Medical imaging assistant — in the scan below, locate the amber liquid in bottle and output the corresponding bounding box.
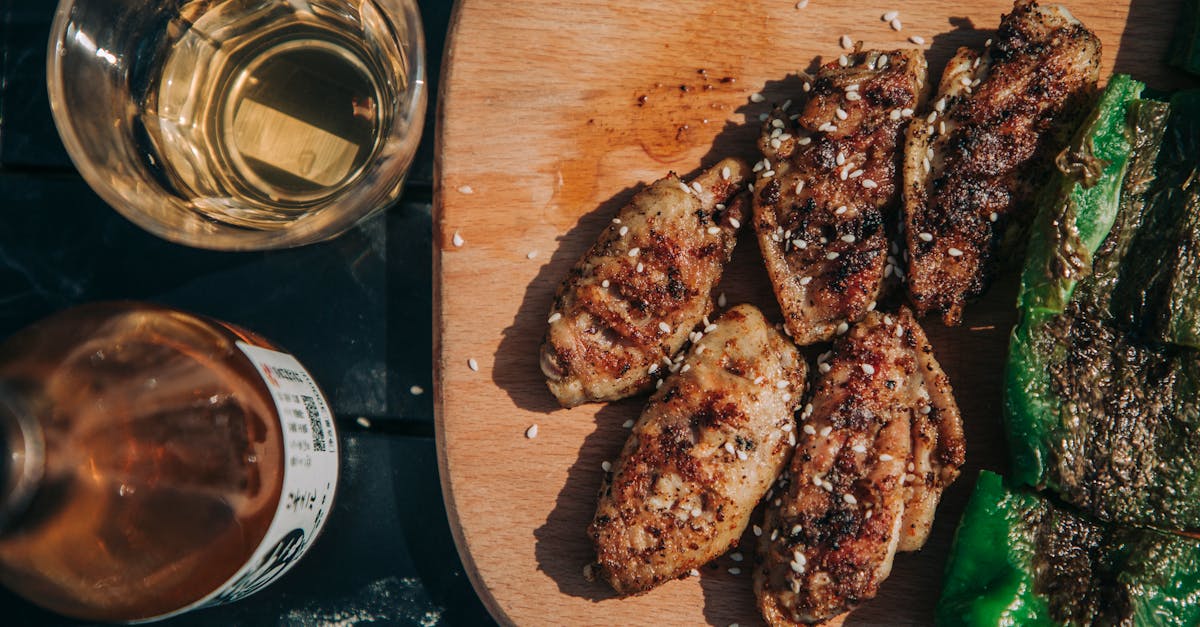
[0,303,314,622]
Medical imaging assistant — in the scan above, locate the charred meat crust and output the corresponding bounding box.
[755,308,963,625]
[590,304,807,596]
[754,48,926,345]
[904,0,1101,325]
[541,158,750,407]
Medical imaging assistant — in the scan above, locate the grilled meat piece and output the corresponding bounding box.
[590,304,806,596]
[904,0,1101,325]
[754,48,926,345]
[541,158,749,407]
[755,308,963,625]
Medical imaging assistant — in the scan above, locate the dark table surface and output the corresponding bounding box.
[0,1,496,625]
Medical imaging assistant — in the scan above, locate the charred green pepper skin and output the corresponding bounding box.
[938,472,1200,627]
[1005,75,1145,488]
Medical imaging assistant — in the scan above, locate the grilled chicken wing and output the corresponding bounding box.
[754,48,926,345]
[541,159,750,407]
[904,0,1101,325]
[755,308,962,625]
[589,304,806,596]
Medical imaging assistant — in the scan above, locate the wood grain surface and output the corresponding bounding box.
[433,1,1194,624]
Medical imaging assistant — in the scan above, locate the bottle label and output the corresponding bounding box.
[133,343,339,623]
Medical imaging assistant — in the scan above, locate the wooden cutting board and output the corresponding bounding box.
[434,1,1193,625]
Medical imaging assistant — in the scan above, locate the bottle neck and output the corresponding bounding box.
[0,382,44,536]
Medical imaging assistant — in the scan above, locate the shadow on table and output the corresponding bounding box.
[533,400,636,602]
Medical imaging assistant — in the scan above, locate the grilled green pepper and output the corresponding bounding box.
[1005,89,1200,530]
[1006,75,1150,489]
[938,471,1200,627]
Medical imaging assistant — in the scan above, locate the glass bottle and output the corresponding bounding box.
[0,302,338,622]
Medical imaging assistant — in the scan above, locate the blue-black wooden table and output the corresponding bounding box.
[0,1,494,625]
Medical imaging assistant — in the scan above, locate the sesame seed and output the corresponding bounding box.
[927,111,938,124]
[656,379,664,389]
[357,417,372,428]
[960,76,972,87]
[790,561,805,573]
[850,169,865,179]
[771,528,780,541]
[526,424,539,439]
[458,185,474,194]
[827,251,840,260]
[725,442,736,455]
[707,226,721,235]
[690,181,704,194]
[883,10,899,21]
[728,567,742,575]
[771,118,785,129]
[902,108,914,117]
[846,91,861,101]
[730,218,741,229]
[840,165,851,180]
[798,136,812,145]
[880,454,894,461]
[636,262,644,273]
[890,17,902,30]
[704,324,718,333]
[836,152,846,166]
[410,385,424,395]
[868,300,877,311]
[909,35,925,45]
[601,460,612,472]
[804,424,817,435]
[737,450,748,461]
[879,53,889,67]
[601,279,610,288]
[836,322,850,335]
[718,292,727,307]
[862,179,877,189]
[658,321,671,333]
[691,568,701,577]
[840,34,852,49]
[721,166,731,180]
[923,157,931,173]
[989,212,999,222]
[852,444,867,453]
[619,225,629,236]
[468,358,479,372]
[823,481,833,491]
[895,324,905,338]
[922,405,932,414]
[948,247,964,257]
[802,81,812,92]
[452,231,465,247]
[691,507,703,518]
[935,98,947,113]
[753,525,763,536]
[750,92,765,103]
[836,205,848,215]
[844,493,858,505]
[795,180,805,194]
[731,552,745,562]
[819,362,831,373]
[919,232,933,242]
[861,363,875,375]
[841,234,856,243]
[838,55,849,66]
[835,108,849,120]
[819,426,833,437]
[775,380,791,390]
[762,170,775,179]
[793,239,808,250]
[612,217,622,224]
[678,181,692,194]
[799,276,813,285]
[628,247,640,257]
[548,312,563,324]
[796,0,808,7]
[890,109,902,121]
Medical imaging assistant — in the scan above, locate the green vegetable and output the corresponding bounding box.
[1002,91,1200,531]
[938,471,1200,627]
[1005,76,1150,488]
[1016,74,1143,316]
[1170,0,1200,76]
